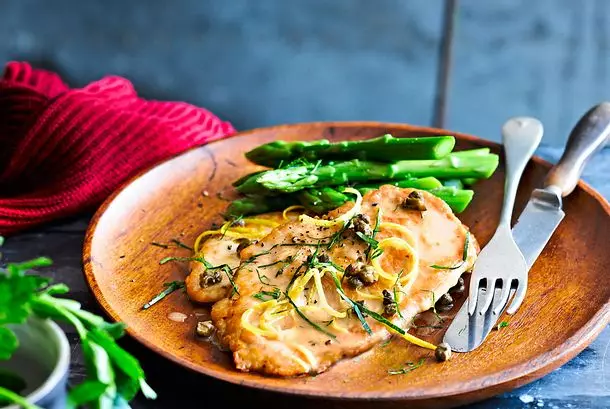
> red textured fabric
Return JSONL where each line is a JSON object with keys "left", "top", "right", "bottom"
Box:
{"left": 0, "top": 62, "right": 235, "bottom": 235}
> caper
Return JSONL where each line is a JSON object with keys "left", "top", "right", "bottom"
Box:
{"left": 347, "top": 275, "right": 363, "bottom": 289}
{"left": 200, "top": 270, "right": 222, "bottom": 287}
{"left": 317, "top": 254, "right": 331, "bottom": 263}
{"left": 437, "top": 293, "right": 453, "bottom": 306}
{"left": 436, "top": 293, "right": 454, "bottom": 312}
{"left": 359, "top": 265, "right": 377, "bottom": 285}
{"left": 196, "top": 320, "right": 215, "bottom": 337}
{"left": 352, "top": 213, "right": 373, "bottom": 236}
{"left": 435, "top": 342, "right": 452, "bottom": 362}
{"left": 402, "top": 191, "right": 427, "bottom": 211}
{"left": 236, "top": 238, "right": 252, "bottom": 253}
{"left": 345, "top": 262, "right": 362, "bottom": 277}
{"left": 382, "top": 289, "right": 397, "bottom": 316}
{"left": 450, "top": 277, "right": 465, "bottom": 294}
{"left": 345, "top": 261, "right": 377, "bottom": 287}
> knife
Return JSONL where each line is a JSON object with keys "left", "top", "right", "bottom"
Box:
{"left": 444, "top": 102, "right": 610, "bottom": 352}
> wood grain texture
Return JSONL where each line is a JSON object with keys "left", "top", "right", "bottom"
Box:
{"left": 81, "top": 122, "right": 610, "bottom": 408}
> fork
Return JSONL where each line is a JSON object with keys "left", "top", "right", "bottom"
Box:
{"left": 468, "top": 117, "right": 543, "bottom": 316}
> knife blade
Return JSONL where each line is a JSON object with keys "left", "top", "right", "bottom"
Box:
{"left": 444, "top": 188, "right": 564, "bottom": 352}
{"left": 444, "top": 102, "right": 610, "bottom": 352}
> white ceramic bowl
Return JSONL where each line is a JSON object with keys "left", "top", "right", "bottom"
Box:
{"left": 1, "top": 318, "right": 70, "bottom": 409}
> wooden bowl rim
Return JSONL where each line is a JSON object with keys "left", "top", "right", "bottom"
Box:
{"left": 83, "top": 121, "right": 610, "bottom": 400}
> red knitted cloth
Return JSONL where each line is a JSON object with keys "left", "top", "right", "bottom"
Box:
{"left": 0, "top": 62, "right": 235, "bottom": 235}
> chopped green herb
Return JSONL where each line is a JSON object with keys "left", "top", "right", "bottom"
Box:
{"left": 462, "top": 231, "right": 470, "bottom": 262}
{"left": 171, "top": 239, "right": 193, "bottom": 251}
{"left": 285, "top": 295, "right": 336, "bottom": 339}
{"left": 255, "top": 269, "right": 271, "bottom": 285}
{"left": 142, "top": 281, "right": 185, "bottom": 310}
{"left": 371, "top": 247, "right": 384, "bottom": 260}
{"left": 159, "top": 256, "right": 239, "bottom": 296}
{"left": 151, "top": 239, "right": 193, "bottom": 251}
{"left": 258, "top": 259, "right": 286, "bottom": 269}
{"left": 430, "top": 232, "right": 470, "bottom": 270}
{"left": 219, "top": 265, "right": 240, "bottom": 296}
{"left": 430, "top": 263, "right": 464, "bottom": 270}
{"left": 355, "top": 231, "right": 379, "bottom": 248}
{"left": 362, "top": 208, "right": 383, "bottom": 260}
{"left": 496, "top": 321, "right": 509, "bottom": 330}
{"left": 388, "top": 358, "right": 425, "bottom": 375}
{"left": 327, "top": 215, "right": 355, "bottom": 250}
{"left": 253, "top": 288, "right": 281, "bottom": 301}
{"left": 327, "top": 271, "right": 372, "bottom": 335}
{"left": 242, "top": 250, "right": 272, "bottom": 265}
{"left": 422, "top": 289, "right": 443, "bottom": 322}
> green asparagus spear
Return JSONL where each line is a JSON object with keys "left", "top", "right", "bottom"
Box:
{"left": 442, "top": 179, "right": 465, "bottom": 189}
{"left": 245, "top": 134, "right": 456, "bottom": 167}
{"left": 449, "top": 148, "right": 490, "bottom": 157}
{"left": 228, "top": 178, "right": 443, "bottom": 216}
{"left": 428, "top": 187, "right": 474, "bottom": 213}
{"left": 297, "top": 180, "right": 472, "bottom": 214}
{"left": 225, "top": 195, "right": 295, "bottom": 217}
{"left": 235, "top": 151, "right": 499, "bottom": 195}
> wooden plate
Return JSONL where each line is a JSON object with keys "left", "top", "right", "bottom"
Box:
{"left": 83, "top": 122, "right": 610, "bottom": 408}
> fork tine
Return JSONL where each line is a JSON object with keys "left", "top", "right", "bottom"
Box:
{"left": 468, "top": 276, "right": 482, "bottom": 315}
{"left": 479, "top": 278, "right": 498, "bottom": 315}
{"left": 506, "top": 278, "right": 527, "bottom": 314}
{"left": 493, "top": 280, "right": 513, "bottom": 315}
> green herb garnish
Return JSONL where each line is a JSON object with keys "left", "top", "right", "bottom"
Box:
{"left": 327, "top": 271, "right": 372, "bottom": 335}
{"left": 170, "top": 239, "right": 193, "bottom": 250}
{"left": 362, "top": 208, "right": 382, "bottom": 260}
{"left": 253, "top": 288, "right": 281, "bottom": 301}
{"left": 430, "top": 231, "right": 469, "bottom": 269}
{"left": 142, "top": 281, "right": 185, "bottom": 310}
{"left": 327, "top": 215, "right": 355, "bottom": 250}
{"left": 422, "top": 289, "right": 443, "bottom": 322}
{"left": 285, "top": 295, "right": 336, "bottom": 339}
{"left": 496, "top": 321, "right": 509, "bottom": 330}
{"left": 151, "top": 239, "right": 193, "bottom": 251}
{"left": 388, "top": 358, "right": 425, "bottom": 375}
{"left": 159, "top": 256, "right": 239, "bottom": 296}
{"left": 255, "top": 269, "right": 271, "bottom": 285}
{"left": 355, "top": 231, "right": 379, "bottom": 248}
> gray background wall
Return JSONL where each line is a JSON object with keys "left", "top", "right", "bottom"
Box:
{"left": 2, "top": 0, "right": 608, "bottom": 145}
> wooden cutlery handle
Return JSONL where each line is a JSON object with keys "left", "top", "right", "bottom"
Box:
{"left": 545, "top": 102, "right": 610, "bottom": 196}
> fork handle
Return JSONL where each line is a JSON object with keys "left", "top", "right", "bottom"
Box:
{"left": 499, "top": 117, "right": 544, "bottom": 227}
{"left": 544, "top": 102, "right": 610, "bottom": 196}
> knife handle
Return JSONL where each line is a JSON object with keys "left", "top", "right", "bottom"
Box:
{"left": 545, "top": 102, "right": 610, "bottom": 196}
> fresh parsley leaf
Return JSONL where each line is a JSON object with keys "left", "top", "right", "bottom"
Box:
{"left": 67, "top": 380, "right": 108, "bottom": 408}
{"left": 0, "top": 328, "right": 18, "bottom": 361}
